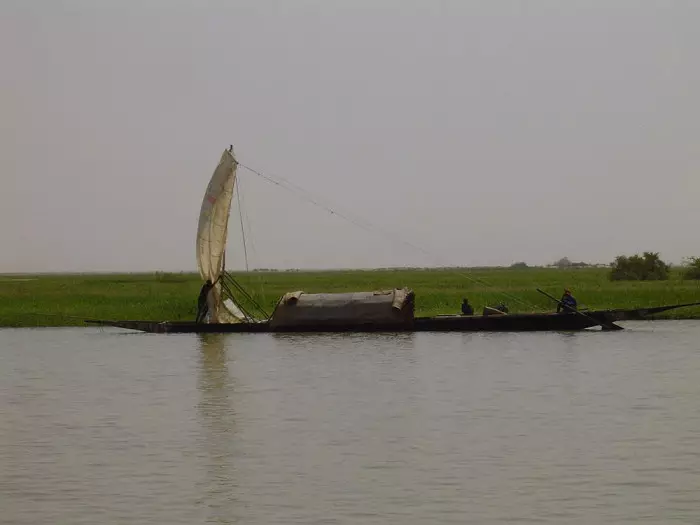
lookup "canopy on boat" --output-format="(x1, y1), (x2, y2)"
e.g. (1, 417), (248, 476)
(269, 288), (415, 329)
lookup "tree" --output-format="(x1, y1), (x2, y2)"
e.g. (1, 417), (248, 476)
(683, 257), (700, 280)
(609, 252), (670, 281)
(555, 257), (571, 268)
(510, 262), (528, 269)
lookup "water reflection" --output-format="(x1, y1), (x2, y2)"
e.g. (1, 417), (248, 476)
(195, 334), (238, 524)
(4, 325), (700, 524)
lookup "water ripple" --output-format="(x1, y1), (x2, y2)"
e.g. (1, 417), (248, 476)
(2, 324), (700, 523)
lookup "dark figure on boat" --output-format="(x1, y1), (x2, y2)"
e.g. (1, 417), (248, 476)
(461, 298), (474, 315)
(557, 289), (577, 313)
(196, 279), (215, 323)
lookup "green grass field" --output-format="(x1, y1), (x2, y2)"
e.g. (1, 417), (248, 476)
(1, 267), (699, 327)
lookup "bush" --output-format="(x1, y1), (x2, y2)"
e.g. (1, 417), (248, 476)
(510, 262), (528, 269)
(683, 257), (700, 280)
(554, 257), (571, 268)
(609, 252), (670, 281)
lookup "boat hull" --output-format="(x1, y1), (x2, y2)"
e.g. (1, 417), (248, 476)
(85, 307), (668, 334)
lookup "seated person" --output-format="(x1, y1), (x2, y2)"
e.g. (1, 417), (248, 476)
(557, 289), (577, 313)
(461, 298), (474, 315)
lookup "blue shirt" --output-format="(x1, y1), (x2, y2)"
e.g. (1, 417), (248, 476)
(562, 295), (576, 307)
(559, 294), (577, 311)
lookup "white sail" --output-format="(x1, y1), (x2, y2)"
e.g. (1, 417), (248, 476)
(196, 148), (238, 323)
(222, 298), (252, 323)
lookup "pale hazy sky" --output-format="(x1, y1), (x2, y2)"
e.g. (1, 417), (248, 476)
(2, 0), (699, 272)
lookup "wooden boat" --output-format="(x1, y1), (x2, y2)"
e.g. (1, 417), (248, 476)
(86, 302), (700, 334)
(85, 147), (700, 334)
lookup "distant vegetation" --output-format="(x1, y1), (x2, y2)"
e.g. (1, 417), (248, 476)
(511, 257), (601, 269)
(154, 271), (191, 282)
(609, 252), (670, 281)
(553, 257), (593, 268)
(683, 257), (700, 280)
(1, 266), (699, 327)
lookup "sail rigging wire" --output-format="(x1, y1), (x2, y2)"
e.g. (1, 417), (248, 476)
(232, 173), (267, 308)
(238, 161), (540, 311)
(220, 252), (257, 321)
(222, 272), (270, 319)
(235, 180), (250, 272)
(238, 162), (432, 258)
(219, 277), (256, 321)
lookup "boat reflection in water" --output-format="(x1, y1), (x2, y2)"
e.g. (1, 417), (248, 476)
(195, 333), (238, 523)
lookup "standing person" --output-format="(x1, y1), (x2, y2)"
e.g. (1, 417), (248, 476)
(557, 289), (577, 313)
(196, 279), (216, 323)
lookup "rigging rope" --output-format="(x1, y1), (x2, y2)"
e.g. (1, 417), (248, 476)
(235, 180), (249, 273)
(232, 173), (267, 307)
(222, 272), (269, 319)
(238, 162), (433, 260)
(219, 277), (256, 321)
(237, 162), (541, 311)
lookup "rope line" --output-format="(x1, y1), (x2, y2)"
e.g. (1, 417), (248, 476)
(232, 174), (267, 305)
(237, 161), (541, 311)
(235, 180), (249, 272)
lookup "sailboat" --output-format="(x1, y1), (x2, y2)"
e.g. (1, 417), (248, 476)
(86, 147), (700, 334)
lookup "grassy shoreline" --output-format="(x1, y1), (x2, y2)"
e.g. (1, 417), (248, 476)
(1, 267), (699, 327)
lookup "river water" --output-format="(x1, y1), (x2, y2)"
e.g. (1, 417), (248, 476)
(1, 322), (700, 524)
